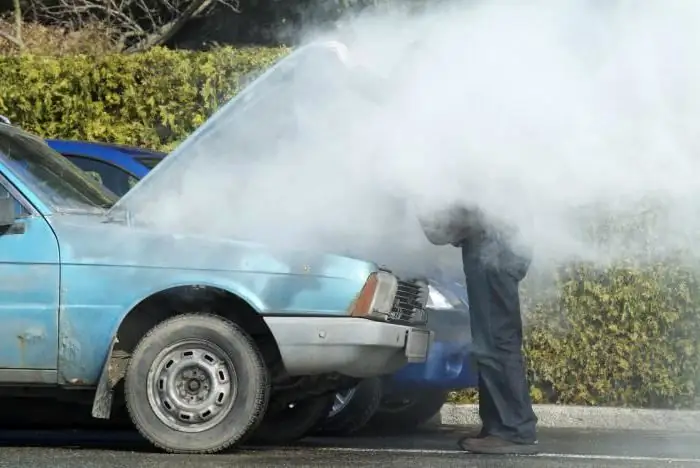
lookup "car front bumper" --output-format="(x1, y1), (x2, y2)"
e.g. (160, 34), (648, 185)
(384, 340), (477, 391)
(384, 307), (477, 391)
(264, 316), (433, 379)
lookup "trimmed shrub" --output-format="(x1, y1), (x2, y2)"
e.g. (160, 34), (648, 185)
(523, 262), (700, 408)
(449, 262), (700, 409)
(0, 46), (289, 151)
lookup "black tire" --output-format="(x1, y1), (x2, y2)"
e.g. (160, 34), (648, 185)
(316, 377), (382, 436)
(369, 389), (448, 431)
(124, 313), (270, 454)
(249, 393), (335, 445)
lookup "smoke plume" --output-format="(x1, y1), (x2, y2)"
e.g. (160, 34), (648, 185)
(124, 0), (700, 278)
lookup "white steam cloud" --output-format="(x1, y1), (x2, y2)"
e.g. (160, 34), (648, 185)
(124, 0), (700, 279)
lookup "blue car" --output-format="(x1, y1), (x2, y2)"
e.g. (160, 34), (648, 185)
(45, 139), (162, 191)
(0, 108), (435, 454)
(45, 137), (477, 434)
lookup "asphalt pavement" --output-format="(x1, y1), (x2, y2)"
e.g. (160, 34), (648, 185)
(0, 425), (699, 467)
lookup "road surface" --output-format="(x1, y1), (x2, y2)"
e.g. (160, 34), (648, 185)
(0, 425), (698, 467)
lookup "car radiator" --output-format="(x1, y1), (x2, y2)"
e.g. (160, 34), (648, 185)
(389, 279), (429, 325)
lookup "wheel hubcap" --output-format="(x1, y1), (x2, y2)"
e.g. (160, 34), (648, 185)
(328, 387), (357, 418)
(147, 340), (237, 433)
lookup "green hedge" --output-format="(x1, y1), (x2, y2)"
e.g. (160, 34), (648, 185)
(1, 47), (699, 409)
(523, 263), (700, 408)
(449, 262), (700, 409)
(0, 46), (289, 151)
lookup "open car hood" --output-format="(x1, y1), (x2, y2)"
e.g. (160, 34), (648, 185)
(109, 41), (383, 234)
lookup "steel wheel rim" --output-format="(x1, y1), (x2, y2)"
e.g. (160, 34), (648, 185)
(146, 339), (238, 433)
(328, 387), (357, 418)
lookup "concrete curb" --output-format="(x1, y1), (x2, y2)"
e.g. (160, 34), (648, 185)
(437, 404), (700, 432)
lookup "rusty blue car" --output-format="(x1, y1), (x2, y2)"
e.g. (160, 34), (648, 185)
(41, 40), (477, 436)
(0, 44), (433, 453)
(45, 138), (478, 436)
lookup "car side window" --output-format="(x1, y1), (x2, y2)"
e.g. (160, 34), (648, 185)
(0, 183), (30, 218)
(63, 155), (136, 197)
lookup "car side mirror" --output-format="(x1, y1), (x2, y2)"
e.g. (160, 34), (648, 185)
(0, 195), (16, 227)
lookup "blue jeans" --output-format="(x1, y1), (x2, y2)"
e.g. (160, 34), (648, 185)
(461, 234), (538, 444)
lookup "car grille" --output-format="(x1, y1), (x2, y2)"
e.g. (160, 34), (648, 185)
(389, 280), (428, 325)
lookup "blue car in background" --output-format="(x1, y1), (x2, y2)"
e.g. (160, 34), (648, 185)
(325, 273), (475, 434)
(44, 138), (477, 435)
(45, 139), (162, 193)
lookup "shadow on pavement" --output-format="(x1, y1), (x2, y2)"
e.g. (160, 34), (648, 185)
(3, 398), (700, 464)
(0, 429), (156, 452)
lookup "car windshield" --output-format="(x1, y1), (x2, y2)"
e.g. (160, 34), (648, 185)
(0, 126), (118, 212)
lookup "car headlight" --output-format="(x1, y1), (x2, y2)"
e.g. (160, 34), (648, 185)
(427, 284), (465, 310)
(350, 270), (398, 321)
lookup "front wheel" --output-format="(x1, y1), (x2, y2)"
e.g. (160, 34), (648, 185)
(368, 389), (448, 431)
(316, 377), (383, 436)
(249, 394), (335, 445)
(124, 313), (270, 454)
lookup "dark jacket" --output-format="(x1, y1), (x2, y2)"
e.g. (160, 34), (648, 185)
(419, 205), (532, 280)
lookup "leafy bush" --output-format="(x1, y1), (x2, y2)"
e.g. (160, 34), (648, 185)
(523, 262), (700, 408)
(450, 261), (700, 409)
(0, 45), (289, 150)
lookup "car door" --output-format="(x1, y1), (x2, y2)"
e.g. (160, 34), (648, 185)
(0, 173), (60, 380)
(62, 155), (139, 197)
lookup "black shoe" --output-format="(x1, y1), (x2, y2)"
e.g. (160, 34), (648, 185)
(458, 435), (539, 455)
